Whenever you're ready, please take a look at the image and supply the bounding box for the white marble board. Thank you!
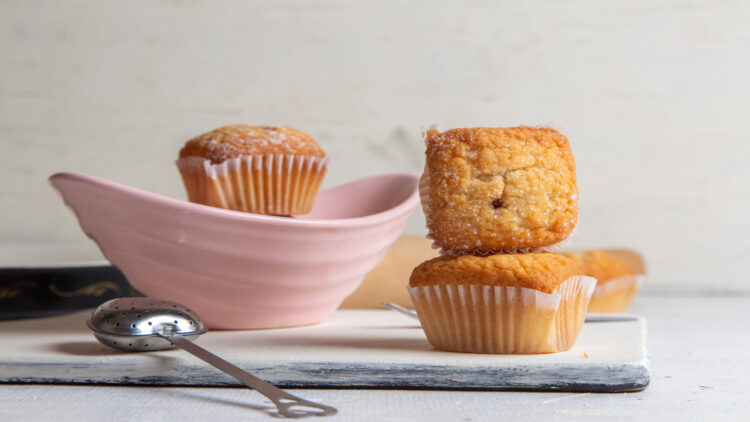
[0,310,649,392]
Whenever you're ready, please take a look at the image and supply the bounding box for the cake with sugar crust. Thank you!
[177,124,328,215]
[421,126,578,254]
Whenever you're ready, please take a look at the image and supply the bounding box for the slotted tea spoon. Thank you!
[87,297,337,418]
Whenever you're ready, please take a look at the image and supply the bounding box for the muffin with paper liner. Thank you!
[177,124,328,215]
[563,249,643,313]
[421,126,578,255]
[408,252,596,354]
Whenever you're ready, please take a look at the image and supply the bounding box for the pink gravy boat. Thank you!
[50,172,419,329]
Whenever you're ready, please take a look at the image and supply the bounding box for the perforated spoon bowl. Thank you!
[87,297,337,418]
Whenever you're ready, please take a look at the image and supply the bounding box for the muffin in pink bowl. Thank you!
[177,124,328,216]
[50,171,419,329]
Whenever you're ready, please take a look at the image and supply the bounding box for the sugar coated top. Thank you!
[179,124,326,164]
[422,126,578,252]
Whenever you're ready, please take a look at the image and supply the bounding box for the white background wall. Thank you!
[1,0,748,288]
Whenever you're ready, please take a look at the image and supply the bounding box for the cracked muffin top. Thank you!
[179,124,326,164]
[422,126,578,253]
[409,252,583,294]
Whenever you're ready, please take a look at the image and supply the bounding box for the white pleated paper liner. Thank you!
[408,275,597,354]
[176,154,328,215]
[588,274,645,313]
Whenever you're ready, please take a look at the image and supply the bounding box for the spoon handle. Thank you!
[381,301,638,323]
[158,334,337,418]
[381,301,419,319]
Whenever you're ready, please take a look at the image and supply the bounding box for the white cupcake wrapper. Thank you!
[587,274,645,313]
[408,275,597,354]
[176,154,328,215]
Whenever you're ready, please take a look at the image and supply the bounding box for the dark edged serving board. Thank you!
[0,310,650,392]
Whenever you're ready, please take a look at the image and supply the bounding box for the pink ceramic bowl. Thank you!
[50,172,419,329]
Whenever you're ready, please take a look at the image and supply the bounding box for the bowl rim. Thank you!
[49,171,420,229]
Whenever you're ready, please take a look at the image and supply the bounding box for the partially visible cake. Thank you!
[563,250,641,313]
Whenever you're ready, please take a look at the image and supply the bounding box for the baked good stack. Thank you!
[408,127,597,354]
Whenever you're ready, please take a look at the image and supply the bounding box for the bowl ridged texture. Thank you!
[51,172,418,329]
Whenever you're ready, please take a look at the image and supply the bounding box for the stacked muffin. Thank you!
[408,127,597,354]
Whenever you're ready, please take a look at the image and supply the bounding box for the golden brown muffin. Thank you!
[409,252,581,294]
[176,124,328,215]
[179,125,325,164]
[562,250,636,283]
[563,249,641,313]
[422,126,578,254]
[408,253,595,354]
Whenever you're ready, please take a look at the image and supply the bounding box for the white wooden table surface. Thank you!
[1,295,749,421]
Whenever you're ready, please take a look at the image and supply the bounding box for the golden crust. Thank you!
[409,252,583,294]
[587,280,640,312]
[562,250,636,284]
[179,125,325,164]
[423,126,578,253]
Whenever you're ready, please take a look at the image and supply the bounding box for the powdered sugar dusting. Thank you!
[421,126,578,254]
[179,124,326,164]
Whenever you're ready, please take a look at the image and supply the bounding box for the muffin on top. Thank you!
[421,126,578,254]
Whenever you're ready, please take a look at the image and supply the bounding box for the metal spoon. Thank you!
[87,297,337,418]
[381,301,638,323]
